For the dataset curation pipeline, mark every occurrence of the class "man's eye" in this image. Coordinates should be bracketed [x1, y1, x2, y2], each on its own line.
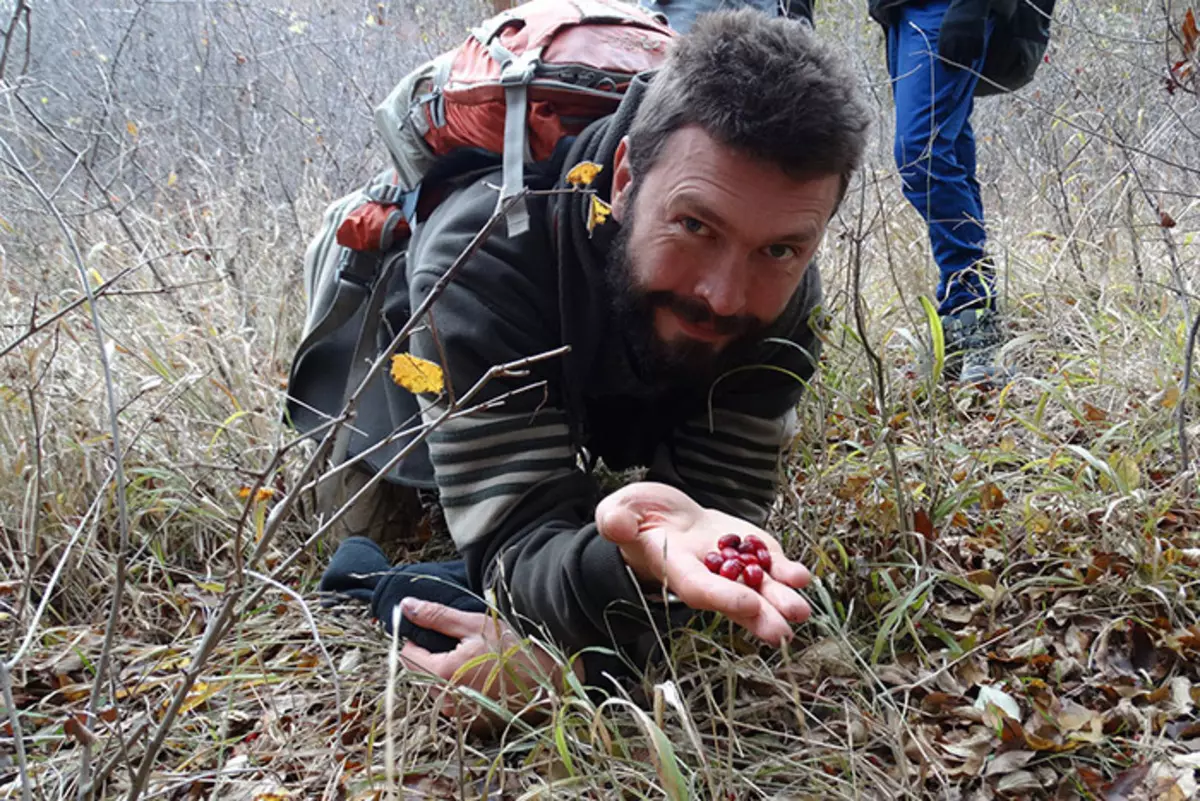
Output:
[765, 244, 797, 260]
[681, 217, 710, 235]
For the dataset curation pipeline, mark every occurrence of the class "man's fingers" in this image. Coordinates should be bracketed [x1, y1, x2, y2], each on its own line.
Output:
[758, 576, 812, 625]
[724, 595, 795, 646]
[673, 561, 800, 646]
[673, 560, 761, 619]
[594, 494, 640, 544]
[767, 554, 811, 590]
[399, 640, 448, 678]
[401, 598, 484, 640]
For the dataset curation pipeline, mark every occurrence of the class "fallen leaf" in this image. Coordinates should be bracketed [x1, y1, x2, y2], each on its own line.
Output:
[996, 770, 1041, 793]
[126, 120, 139, 138]
[1160, 210, 1177, 228]
[1153, 385, 1181, 410]
[975, 685, 1022, 721]
[1168, 677, 1194, 718]
[914, 507, 935, 539]
[981, 483, 1007, 511]
[984, 749, 1035, 776]
[63, 713, 96, 746]
[172, 680, 226, 715]
[1130, 622, 1157, 673]
[1103, 763, 1150, 800]
[1008, 637, 1049, 659]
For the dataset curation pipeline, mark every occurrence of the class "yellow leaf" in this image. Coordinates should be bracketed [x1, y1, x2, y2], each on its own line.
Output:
[88, 268, 104, 287]
[1155, 385, 1180, 410]
[236, 486, 276, 503]
[586, 195, 612, 236]
[126, 120, 139, 138]
[390, 353, 444, 394]
[167, 171, 178, 187]
[173, 680, 224, 715]
[565, 161, 603, 187]
[253, 791, 296, 801]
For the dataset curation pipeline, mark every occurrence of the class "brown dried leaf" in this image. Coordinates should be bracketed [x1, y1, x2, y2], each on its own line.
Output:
[984, 749, 1035, 777]
[1130, 622, 1157, 673]
[63, 713, 96, 746]
[996, 769, 1042, 794]
[981, 483, 1007, 511]
[1103, 763, 1150, 801]
[914, 507, 935, 539]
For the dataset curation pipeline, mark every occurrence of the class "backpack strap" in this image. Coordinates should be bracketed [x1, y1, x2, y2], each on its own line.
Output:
[473, 24, 542, 237]
[329, 250, 401, 468]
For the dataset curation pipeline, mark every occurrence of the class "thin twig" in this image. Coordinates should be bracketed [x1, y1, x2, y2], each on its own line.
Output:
[0, 0, 30, 83]
[0, 261, 144, 359]
[0, 662, 32, 801]
[1178, 308, 1200, 474]
[848, 171, 910, 533]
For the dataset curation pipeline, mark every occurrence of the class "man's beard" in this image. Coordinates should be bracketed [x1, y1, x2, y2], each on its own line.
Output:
[604, 218, 767, 393]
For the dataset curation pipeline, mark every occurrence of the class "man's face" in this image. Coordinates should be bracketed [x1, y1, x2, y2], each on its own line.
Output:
[606, 124, 841, 388]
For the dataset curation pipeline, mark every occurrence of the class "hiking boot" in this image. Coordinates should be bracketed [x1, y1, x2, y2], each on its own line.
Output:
[315, 464, 447, 554]
[940, 307, 1009, 386]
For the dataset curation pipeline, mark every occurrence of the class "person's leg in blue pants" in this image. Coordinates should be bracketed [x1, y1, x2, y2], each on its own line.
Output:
[649, 0, 813, 33]
[887, 0, 994, 317]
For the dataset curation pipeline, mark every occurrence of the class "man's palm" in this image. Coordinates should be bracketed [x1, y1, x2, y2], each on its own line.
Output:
[595, 482, 811, 645]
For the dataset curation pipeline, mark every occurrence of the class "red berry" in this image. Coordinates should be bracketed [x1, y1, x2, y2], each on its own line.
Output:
[743, 535, 766, 552]
[703, 551, 724, 574]
[721, 546, 740, 562]
[737, 551, 759, 566]
[756, 548, 772, 571]
[719, 559, 743, 580]
[717, 533, 742, 551]
[743, 563, 764, 589]
[737, 539, 757, 554]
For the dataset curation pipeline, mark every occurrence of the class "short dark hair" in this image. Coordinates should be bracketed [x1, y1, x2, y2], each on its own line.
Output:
[627, 9, 870, 200]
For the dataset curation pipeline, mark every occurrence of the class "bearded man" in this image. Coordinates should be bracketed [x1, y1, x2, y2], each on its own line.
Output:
[316, 8, 870, 709]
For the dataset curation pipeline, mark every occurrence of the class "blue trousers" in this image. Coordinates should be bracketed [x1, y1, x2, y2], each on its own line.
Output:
[648, 0, 812, 33]
[887, 0, 995, 315]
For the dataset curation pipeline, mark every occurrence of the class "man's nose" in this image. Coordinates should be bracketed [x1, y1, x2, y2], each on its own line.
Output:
[694, 251, 748, 319]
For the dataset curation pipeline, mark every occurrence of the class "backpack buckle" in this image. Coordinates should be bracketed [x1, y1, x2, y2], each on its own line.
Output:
[499, 51, 539, 87]
[337, 250, 382, 289]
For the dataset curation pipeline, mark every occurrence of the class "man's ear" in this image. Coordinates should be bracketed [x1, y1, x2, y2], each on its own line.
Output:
[610, 136, 633, 222]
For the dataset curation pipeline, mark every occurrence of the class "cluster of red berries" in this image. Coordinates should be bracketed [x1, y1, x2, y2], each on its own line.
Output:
[703, 534, 772, 590]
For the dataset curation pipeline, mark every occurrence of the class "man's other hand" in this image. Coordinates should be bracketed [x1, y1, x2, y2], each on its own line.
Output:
[594, 482, 811, 646]
[398, 599, 583, 734]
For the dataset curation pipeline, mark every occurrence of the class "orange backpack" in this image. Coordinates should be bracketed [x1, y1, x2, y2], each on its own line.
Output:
[288, 0, 675, 445]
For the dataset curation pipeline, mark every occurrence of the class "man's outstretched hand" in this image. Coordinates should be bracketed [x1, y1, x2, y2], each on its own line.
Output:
[397, 598, 584, 734]
[594, 482, 811, 646]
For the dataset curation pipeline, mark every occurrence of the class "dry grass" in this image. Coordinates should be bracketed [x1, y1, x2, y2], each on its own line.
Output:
[2, 0, 1199, 798]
